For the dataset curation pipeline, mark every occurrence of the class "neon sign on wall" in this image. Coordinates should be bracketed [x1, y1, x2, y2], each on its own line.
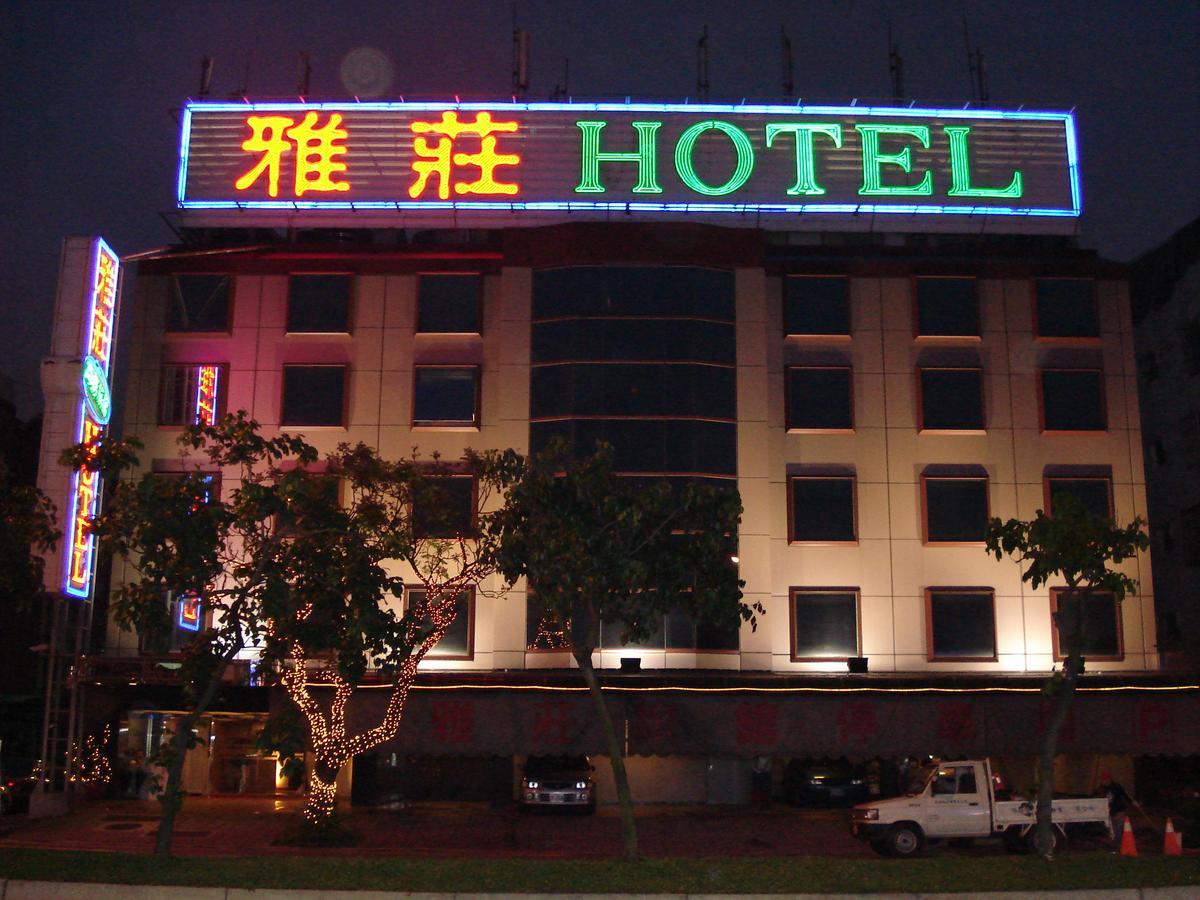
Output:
[65, 238, 120, 599]
[194, 365, 220, 427]
[179, 101, 1080, 219]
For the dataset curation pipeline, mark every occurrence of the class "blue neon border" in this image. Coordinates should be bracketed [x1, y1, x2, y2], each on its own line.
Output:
[178, 594, 202, 631]
[63, 237, 119, 600]
[176, 100, 1082, 218]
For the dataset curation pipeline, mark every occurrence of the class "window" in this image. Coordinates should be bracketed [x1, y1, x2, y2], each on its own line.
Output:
[789, 476, 856, 542]
[159, 364, 225, 426]
[784, 276, 850, 337]
[665, 606, 740, 651]
[931, 765, 979, 796]
[919, 368, 984, 431]
[140, 591, 207, 654]
[406, 588, 473, 659]
[786, 367, 853, 430]
[1050, 588, 1123, 660]
[418, 274, 482, 333]
[1034, 279, 1098, 339]
[1045, 476, 1113, 519]
[1040, 369, 1106, 432]
[413, 366, 480, 426]
[923, 477, 989, 543]
[790, 589, 859, 660]
[1182, 504, 1200, 567]
[167, 275, 230, 332]
[287, 275, 351, 333]
[526, 594, 571, 651]
[412, 476, 475, 538]
[281, 365, 346, 426]
[915, 278, 979, 337]
[926, 589, 997, 661]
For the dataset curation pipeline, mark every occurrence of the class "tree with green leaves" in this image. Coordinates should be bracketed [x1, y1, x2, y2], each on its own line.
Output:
[985, 494, 1148, 859]
[487, 441, 759, 861]
[71, 412, 518, 851]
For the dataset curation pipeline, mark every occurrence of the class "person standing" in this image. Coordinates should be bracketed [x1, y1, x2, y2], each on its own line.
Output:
[1100, 769, 1131, 847]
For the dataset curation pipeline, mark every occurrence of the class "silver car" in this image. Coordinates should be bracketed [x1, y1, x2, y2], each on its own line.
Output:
[520, 754, 596, 813]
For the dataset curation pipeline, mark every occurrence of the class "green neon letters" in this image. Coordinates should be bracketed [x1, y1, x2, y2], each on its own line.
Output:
[764, 123, 842, 195]
[673, 120, 755, 196]
[945, 126, 1023, 198]
[856, 124, 933, 196]
[575, 120, 664, 194]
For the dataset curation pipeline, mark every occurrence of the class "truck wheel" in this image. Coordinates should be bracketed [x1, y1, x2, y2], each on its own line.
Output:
[887, 823, 925, 857]
[1026, 825, 1061, 856]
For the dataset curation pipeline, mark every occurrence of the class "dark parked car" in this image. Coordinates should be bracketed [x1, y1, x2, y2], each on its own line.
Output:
[520, 754, 596, 813]
[783, 758, 870, 807]
[0, 760, 41, 815]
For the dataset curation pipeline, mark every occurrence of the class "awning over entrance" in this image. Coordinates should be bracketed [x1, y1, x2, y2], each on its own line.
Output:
[330, 682, 1200, 758]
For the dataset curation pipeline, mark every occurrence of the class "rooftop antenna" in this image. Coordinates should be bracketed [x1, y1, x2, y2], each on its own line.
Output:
[551, 57, 569, 101]
[887, 20, 905, 101]
[512, 8, 530, 99]
[781, 26, 794, 99]
[963, 17, 989, 102]
[697, 25, 710, 101]
[297, 51, 311, 98]
[198, 56, 214, 98]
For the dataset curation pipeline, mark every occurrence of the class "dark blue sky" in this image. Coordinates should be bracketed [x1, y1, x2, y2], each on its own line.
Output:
[2, 0, 1196, 417]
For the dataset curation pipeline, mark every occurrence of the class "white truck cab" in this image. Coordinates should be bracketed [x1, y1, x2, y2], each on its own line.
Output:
[850, 759, 1111, 857]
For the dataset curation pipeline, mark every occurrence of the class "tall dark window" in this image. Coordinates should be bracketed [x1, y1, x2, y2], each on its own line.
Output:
[1046, 477, 1113, 519]
[927, 589, 997, 661]
[413, 367, 479, 426]
[790, 476, 856, 542]
[287, 275, 351, 333]
[407, 588, 473, 659]
[786, 367, 853, 430]
[1040, 369, 1106, 431]
[915, 278, 979, 337]
[526, 595, 572, 651]
[281, 365, 346, 426]
[919, 368, 984, 431]
[1050, 588, 1122, 660]
[412, 476, 475, 537]
[1035, 279, 1098, 339]
[923, 477, 989, 543]
[167, 275, 230, 332]
[417, 274, 482, 333]
[531, 267, 736, 480]
[790, 589, 859, 660]
[784, 276, 850, 336]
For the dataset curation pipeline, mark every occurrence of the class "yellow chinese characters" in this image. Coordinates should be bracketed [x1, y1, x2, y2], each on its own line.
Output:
[409, 111, 521, 200]
[68, 418, 104, 592]
[235, 112, 351, 198]
[88, 249, 118, 367]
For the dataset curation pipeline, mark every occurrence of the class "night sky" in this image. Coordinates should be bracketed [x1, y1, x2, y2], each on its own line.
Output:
[1, 0, 1196, 418]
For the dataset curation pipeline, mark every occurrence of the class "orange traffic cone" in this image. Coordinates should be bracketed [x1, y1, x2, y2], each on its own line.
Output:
[1163, 818, 1182, 856]
[1119, 817, 1138, 857]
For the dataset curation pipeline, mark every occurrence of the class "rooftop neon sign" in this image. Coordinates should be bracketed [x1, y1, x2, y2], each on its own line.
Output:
[65, 238, 120, 599]
[178, 101, 1081, 220]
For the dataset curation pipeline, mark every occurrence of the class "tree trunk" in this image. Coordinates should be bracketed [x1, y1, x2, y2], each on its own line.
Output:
[574, 645, 638, 861]
[153, 713, 197, 856]
[302, 757, 343, 824]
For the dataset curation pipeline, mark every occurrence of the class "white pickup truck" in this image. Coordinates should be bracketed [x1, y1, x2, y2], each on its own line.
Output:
[850, 759, 1111, 857]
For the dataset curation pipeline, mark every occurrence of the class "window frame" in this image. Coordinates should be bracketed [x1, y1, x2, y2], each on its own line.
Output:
[789, 587, 862, 662]
[925, 587, 998, 663]
[921, 475, 991, 546]
[165, 274, 233, 335]
[157, 363, 228, 428]
[783, 274, 852, 339]
[285, 273, 354, 335]
[412, 365, 482, 428]
[280, 364, 349, 428]
[1032, 278, 1100, 343]
[1049, 587, 1125, 662]
[1043, 475, 1114, 519]
[912, 276, 981, 340]
[917, 366, 986, 433]
[405, 586, 475, 661]
[784, 365, 855, 433]
[412, 474, 479, 539]
[1037, 368, 1107, 433]
[787, 475, 858, 545]
[416, 272, 484, 335]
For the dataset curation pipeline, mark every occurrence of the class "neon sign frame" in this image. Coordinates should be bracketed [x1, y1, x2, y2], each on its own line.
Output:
[64, 238, 120, 599]
[178, 100, 1081, 219]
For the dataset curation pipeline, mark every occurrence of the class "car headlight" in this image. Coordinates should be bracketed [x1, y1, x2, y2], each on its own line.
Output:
[851, 778, 866, 785]
[525, 780, 539, 789]
[576, 780, 588, 790]
[853, 807, 879, 820]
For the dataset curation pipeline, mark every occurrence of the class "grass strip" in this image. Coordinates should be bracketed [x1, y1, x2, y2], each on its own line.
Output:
[0, 850, 1198, 894]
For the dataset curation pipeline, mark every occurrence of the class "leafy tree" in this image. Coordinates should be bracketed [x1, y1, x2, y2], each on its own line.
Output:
[71, 413, 518, 850]
[488, 442, 759, 860]
[985, 494, 1147, 858]
[0, 458, 60, 604]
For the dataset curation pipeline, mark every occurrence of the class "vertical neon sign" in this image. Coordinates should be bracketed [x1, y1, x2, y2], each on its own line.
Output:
[194, 365, 220, 426]
[177, 593, 203, 631]
[64, 238, 120, 599]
